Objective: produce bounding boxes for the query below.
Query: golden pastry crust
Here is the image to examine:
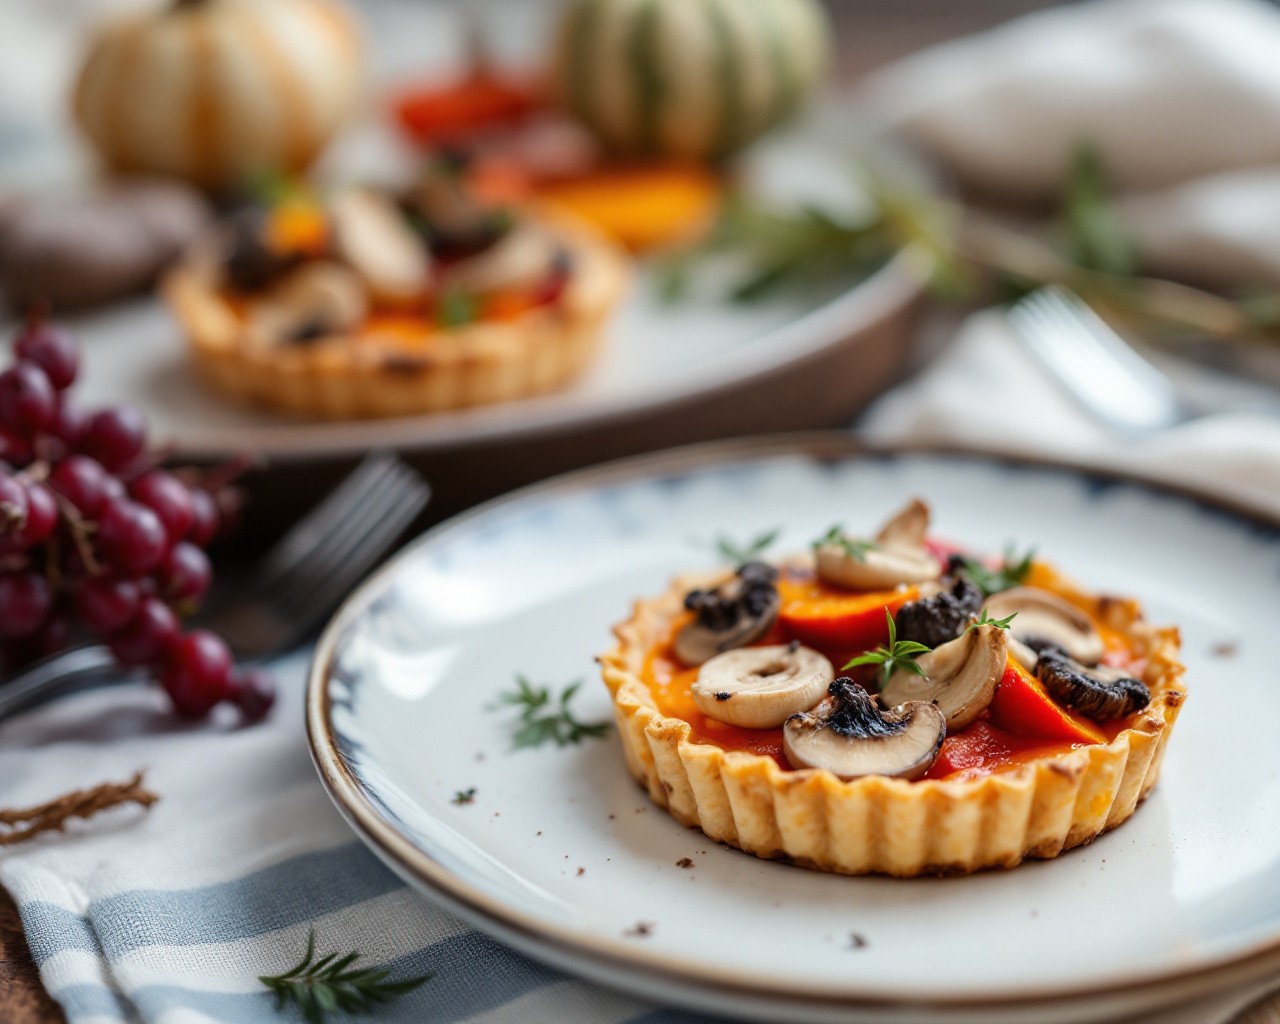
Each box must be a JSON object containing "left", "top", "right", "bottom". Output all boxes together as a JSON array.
[
  {"left": 598, "top": 568, "right": 1186, "bottom": 878},
  {"left": 164, "top": 215, "right": 628, "bottom": 420}
]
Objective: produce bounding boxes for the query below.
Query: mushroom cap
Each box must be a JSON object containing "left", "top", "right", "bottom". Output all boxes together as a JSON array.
[
  {"left": 248, "top": 261, "right": 367, "bottom": 343},
  {"left": 1035, "top": 647, "right": 1150, "bottom": 720},
  {"left": 894, "top": 575, "right": 984, "bottom": 648},
  {"left": 880, "top": 623, "right": 1007, "bottom": 730},
  {"left": 983, "top": 586, "right": 1105, "bottom": 666},
  {"left": 674, "top": 564, "right": 779, "bottom": 666},
  {"left": 783, "top": 678, "right": 946, "bottom": 781},
  {"left": 442, "top": 224, "right": 559, "bottom": 295},
  {"left": 692, "top": 644, "right": 833, "bottom": 729},
  {"left": 815, "top": 499, "right": 942, "bottom": 592},
  {"left": 330, "top": 188, "right": 430, "bottom": 304}
]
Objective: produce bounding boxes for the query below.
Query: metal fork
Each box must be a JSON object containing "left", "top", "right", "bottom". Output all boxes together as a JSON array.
[
  {"left": 1007, "top": 286, "right": 1196, "bottom": 432},
  {"left": 0, "top": 452, "right": 429, "bottom": 721}
]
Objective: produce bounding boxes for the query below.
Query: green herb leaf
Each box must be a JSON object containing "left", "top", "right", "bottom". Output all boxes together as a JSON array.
[
  {"left": 494, "top": 675, "right": 610, "bottom": 750},
  {"left": 841, "top": 610, "right": 933, "bottom": 690},
  {"left": 438, "top": 289, "right": 478, "bottom": 328},
  {"left": 956, "top": 546, "right": 1036, "bottom": 598},
  {"left": 1061, "top": 144, "right": 1138, "bottom": 277},
  {"left": 260, "top": 929, "right": 432, "bottom": 1024},
  {"left": 812, "top": 525, "right": 876, "bottom": 563},
  {"left": 451, "top": 788, "right": 476, "bottom": 805},
  {"left": 714, "top": 527, "right": 781, "bottom": 565},
  {"left": 968, "top": 609, "right": 1018, "bottom": 632}
]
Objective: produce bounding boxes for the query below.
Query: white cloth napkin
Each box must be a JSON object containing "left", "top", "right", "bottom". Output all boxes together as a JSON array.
[{"left": 859, "top": 3, "right": 1280, "bottom": 1019}]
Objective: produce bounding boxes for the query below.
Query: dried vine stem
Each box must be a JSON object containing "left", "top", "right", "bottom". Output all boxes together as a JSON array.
[{"left": 0, "top": 772, "right": 158, "bottom": 845}]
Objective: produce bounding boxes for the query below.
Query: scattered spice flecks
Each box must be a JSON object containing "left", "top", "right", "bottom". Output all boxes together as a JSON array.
[
  {"left": 1212, "top": 641, "right": 1238, "bottom": 659},
  {"left": 608, "top": 814, "right": 616, "bottom": 821},
  {"left": 451, "top": 788, "right": 477, "bottom": 806},
  {"left": 675, "top": 857, "right": 694, "bottom": 869},
  {"left": 0, "top": 771, "right": 157, "bottom": 846},
  {"left": 536, "top": 831, "right": 543, "bottom": 836},
  {"left": 848, "top": 933, "right": 869, "bottom": 950},
  {"left": 576, "top": 867, "right": 585, "bottom": 877},
  {"left": 624, "top": 922, "right": 654, "bottom": 938}
]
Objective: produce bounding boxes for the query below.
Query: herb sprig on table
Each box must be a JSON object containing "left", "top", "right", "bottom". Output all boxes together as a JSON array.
[
  {"left": 842, "top": 611, "right": 932, "bottom": 690},
  {"left": 494, "top": 675, "right": 610, "bottom": 749},
  {"left": 259, "top": 929, "right": 432, "bottom": 1024}
]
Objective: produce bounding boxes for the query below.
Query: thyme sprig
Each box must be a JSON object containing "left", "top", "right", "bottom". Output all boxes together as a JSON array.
[
  {"left": 957, "top": 546, "right": 1036, "bottom": 598},
  {"left": 813, "top": 525, "right": 876, "bottom": 564},
  {"left": 714, "top": 527, "right": 780, "bottom": 565},
  {"left": 842, "top": 611, "right": 932, "bottom": 690},
  {"left": 259, "top": 930, "right": 432, "bottom": 1024},
  {"left": 495, "top": 676, "right": 610, "bottom": 749},
  {"left": 968, "top": 609, "right": 1018, "bottom": 632}
]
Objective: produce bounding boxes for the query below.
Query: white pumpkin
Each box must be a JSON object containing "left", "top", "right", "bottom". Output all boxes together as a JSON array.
[
  {"left": 553, "top": 0, "right": 830, "bottom": 161},
  {"left": 72, "top": 0, "right": 364, "bottom": 192}
]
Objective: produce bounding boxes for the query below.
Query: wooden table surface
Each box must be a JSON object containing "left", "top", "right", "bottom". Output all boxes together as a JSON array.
[{"left": 0, "top": 2, "right": 1055, "bottom": 1020}]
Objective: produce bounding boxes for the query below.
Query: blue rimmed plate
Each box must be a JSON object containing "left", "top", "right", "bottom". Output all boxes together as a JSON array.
[{"left": 306, "top": 435, "right": 1280, "bottom": 1023}]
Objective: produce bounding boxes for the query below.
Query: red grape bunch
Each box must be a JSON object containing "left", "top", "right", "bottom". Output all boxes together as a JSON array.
[{"left": 0, "top": 317, "right": 274, "bottom": 721}]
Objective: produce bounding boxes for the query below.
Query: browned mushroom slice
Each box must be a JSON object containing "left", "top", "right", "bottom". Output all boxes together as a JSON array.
[
  {"left": 783, "top": 678, "right": 946, "bottom": 781},
  {"left": 880, "top": 623, "right": 1007, "bottom": 730},
  {"left": 247, "top": 262, "right": 367, "bottom": 345},
  {"left": 330, "top": 188, "right": 430, "bottom": 305},
  {"left": 983, "top": 586, "right": 1104, "bottom": 667},
  {"left": 1035, "top": 647, "right": 1149, "bottom": 720},
  {"left": 674, "top": 562, "right": 779, "bottom": 667},
  {"left": 691, "top": 643, "right": 833, "bottom": 729},
  {"left": 815, "top": 498, "right": 943, "bottom": 591}
]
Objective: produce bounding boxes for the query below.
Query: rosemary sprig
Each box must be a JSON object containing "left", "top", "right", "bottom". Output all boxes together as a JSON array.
[
  {"left": 714, "top": 527, "right": 780, "bottom": 565},
  {"left": 842, "top": 611, "right": 932, "bottom": 690},
  {"left": 495, "top": 676, "right": 610, "bottom": 749},
  {"left": 968, "top": 609, "right": 1018, "bottom": 632},
  {"left": 957, "top": 546, "right": 1036, "bottom": 598},
  {"left": 812, "top": 525, "right": 876, "bottom": 563},
  {"left": 259, "top": 930, "right": 432, "bottom": 1024}
]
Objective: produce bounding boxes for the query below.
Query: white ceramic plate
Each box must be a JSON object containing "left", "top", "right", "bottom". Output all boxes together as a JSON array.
[
  {"left": 53, "top": 111, "right": 923, "bottom": 460},
  {"left": 307, "top": 435, "right": 1280, "bottom": 1023}
]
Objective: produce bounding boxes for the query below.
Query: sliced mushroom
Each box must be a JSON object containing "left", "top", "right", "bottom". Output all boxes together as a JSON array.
[
  {"left": 441, "top": 224, "right": 559, "bottom": 295},
  {"left": 247, "top": 261, "right": 367, "bottom": 345},
  {"left": 1035, "top": 647, "right": 1149, "bottom": 720},
  {"left": 330, "top": 188, "right": 430, "bottom": 305},
  {"left": 880, "top": 623, "right": 1007, "bottom": 730},
  {"left": 894, "top": 575, "right": 984, "bottom": 648},
  {"left": 675, "top": 562, "right": 779, "bottom": 667},
  {"left": 983, "top": 586, "right": 1104, "bottom": 667},
  {"left": 692, "top": 643, "right": 833, "bottom": 728},
  {"left": 815, "top": 498, "right": 943, "bottom": 591},
  {"left": 783, "top": 678, "right": 946, "bottom": 781}
]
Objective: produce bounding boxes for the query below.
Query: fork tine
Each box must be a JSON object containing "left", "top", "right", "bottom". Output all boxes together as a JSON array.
[
  {"left": 249, "top": 454, "right": 400, "bottom": 590},
  {"left": 1008, "top": 287, "right": 1187, "bottom": 432},
  {"left": 258, "top": 464, "right": 423, "bottom": 614}
]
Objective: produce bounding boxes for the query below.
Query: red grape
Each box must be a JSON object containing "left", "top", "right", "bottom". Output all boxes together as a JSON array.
[
  {"left": 96, "top": 499, "right": 168, "bottom": 576},
  {"left": 49, "top": 455, "right": 110, "bottom": 517},
  {"left": 31, "top": 610, "right": 70, "bottom": 658},
  {"left": 161, "top": 630, "right": 232, "bottom": 717},
  {"left": 75, "top": 574, "right": 142, "bottom": 634},
  {"left": 15, "top": 323, "right": 79, "bottom": 391},
  {"left": 131, "top": 471, "right": 194, "bottom": 542},
  {"left": 0, "top": 361, "right": 55, "bottom": 436},
  {"left": 49, "top": 399, "right": 89, "bottom": 447},
  {"left": 0, "top": 428, "right": 32, "bottom": 466},
  {"left": 188, "top": 488, "right": 220, "bottom": 547},
  {"left": 0, "top": 571, "right": 52, "bottom": 638},
  {"left": 18, "top": 481, "right": 57, "bottom": 548},
  {"left": 0, "top": 474, "right": 30, "bottom": 538},
  {"left": 230, "top": 666, "right": 276, "bottom": 722},
  {"left": 158, "top": 542, "right": 212, "bottom": 604},
  {"left": 107, "top": 596, "right": 179, "bottom": 665},
  {"left": 81, "top": 406, "right": 146, "bottom": 471}
]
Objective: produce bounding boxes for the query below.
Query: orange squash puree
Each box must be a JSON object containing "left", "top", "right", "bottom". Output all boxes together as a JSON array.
[{"left": 636, "top": 559, "right": 1147, "bottom": 780}]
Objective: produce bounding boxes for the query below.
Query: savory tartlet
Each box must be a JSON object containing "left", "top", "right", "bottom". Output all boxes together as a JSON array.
[
  {"left": 598, "top": 499, "right": 1185, "bottom": 877},
  {"left": 164, "top": 161, "right": 628, "bottom": 420}
]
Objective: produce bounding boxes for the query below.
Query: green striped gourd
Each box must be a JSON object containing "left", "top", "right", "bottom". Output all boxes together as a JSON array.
[{"left": 554, "top": 0, "right": 830, "bottom": 161}]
